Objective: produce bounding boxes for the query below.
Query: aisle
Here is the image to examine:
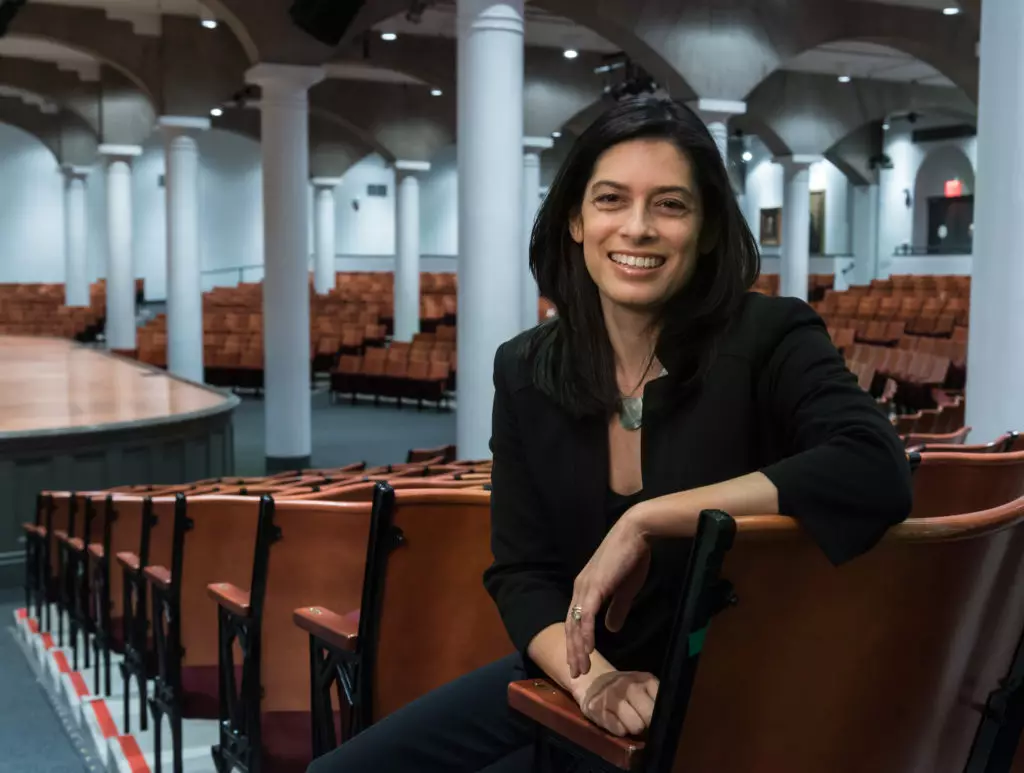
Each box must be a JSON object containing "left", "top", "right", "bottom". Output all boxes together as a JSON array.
[{"left": 0, "top": 589, "right": 93, "bottom": 772}]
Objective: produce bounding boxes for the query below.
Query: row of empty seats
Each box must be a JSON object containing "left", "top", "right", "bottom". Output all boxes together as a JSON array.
[{"left": 18, "top": 435, "right": 1024, "bottom": 773}]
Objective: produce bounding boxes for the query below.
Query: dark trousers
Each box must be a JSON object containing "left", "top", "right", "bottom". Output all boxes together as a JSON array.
[{"left": 306, "top": 654, "right": 592, "bottom": 773}]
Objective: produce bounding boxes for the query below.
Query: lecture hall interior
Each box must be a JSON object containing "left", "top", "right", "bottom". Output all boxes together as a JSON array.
[{"left": 0, "top": 0, "right": 1023, "bottom": 771}]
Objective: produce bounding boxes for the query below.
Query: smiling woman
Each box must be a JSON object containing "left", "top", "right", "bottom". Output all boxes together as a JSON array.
[{"left": 306, "top": 95, "right": 913, "bottom": 773}]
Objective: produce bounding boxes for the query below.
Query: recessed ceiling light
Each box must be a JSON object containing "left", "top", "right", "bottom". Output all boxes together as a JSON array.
[
  {"left": 210, "top": 107, "right": 223, "bottom": 117},
  {"left": 563, "top": 49, "right": 579, "bottom": 60},
  {"left": 742, "top": 150, "right": 753, "bottom": 162},
  {"left": 837, "top": 74, "right": 851, "bottom": 83},
  {"left": 431, "top": 88, "right": 442, "bottom": 96},
  {"left": 943, "top": 6, "right": 960, "bottom": 14},
  {"left": 882, "top": 122, "right": 890, "bottom": 131},
  {"left": 552, "top": 131, "right": 562, "bottom": 138},
  {"left": 201, "top": 18, "right": 218, "bottom": 29},
  {"left": 381, "top": 32, "right": 397, "bottom": 41}
]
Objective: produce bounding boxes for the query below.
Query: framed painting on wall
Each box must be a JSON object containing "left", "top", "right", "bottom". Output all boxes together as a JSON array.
[{"left": 760, "top": 207, "right": 781, "bottom": 246}]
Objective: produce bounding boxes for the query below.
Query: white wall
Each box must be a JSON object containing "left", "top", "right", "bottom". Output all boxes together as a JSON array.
[
  {"left": 742, "top": 138, "right": 852, "bottom": 258},
  {"left": 877, "top": 125, "right": 977, "bottom": 273},
  {"left": 0, "top": 123, "right": 65, "bottom": 283},
  {"left": 418, "top": 144, "right": 458, "bottom": 256},
  {"left": 335, "top": 153, "right": 396, "bottom": 256}
]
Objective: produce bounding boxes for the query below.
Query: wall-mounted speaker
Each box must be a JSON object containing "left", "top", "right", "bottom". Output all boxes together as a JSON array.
[{"left": 289, "top": 0, "right": 368, "bottom": 46}]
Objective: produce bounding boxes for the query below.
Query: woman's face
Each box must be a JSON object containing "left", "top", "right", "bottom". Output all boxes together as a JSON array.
[{"left": 570, "top": 138, "right": 706, "bottom": 314}]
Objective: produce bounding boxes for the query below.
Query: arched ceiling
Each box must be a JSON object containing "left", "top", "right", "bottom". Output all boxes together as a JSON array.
[{"left": 0, "top": 0, "right": 979, "bottom": 170}]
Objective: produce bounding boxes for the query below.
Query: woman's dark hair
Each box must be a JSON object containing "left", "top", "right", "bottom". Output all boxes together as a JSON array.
[{"left": 524, "top": 95, "right": 760, "bottom": 419}]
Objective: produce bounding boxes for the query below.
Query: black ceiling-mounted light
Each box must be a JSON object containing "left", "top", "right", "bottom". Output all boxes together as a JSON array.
[
  {"left": 406, "top": 0, "right": 432, "bottom": 24},
  {"left": 289, "top": 0, "right": 368, "bottom": 46},
  {"left": 0, "top": 0, "right": 29, "bottom": 38}
]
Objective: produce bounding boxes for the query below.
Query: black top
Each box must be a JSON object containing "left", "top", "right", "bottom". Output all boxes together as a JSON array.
[{"left": 482, "top": 293, "right": 914, "bottom": 675}]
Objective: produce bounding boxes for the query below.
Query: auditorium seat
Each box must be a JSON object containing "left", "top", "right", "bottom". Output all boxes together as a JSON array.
[
  {"left": 908, "top": 431, "right": 1023, "bottom": 455},
  {"left": 295, "top": 484, "right": 513, "bottom": 761},
  {"left": 143, "top": 495, "right": 263, "bottom": 773},
  {"left": 207, "top": 497, "right": 372, "bottom": 773},
  {"left": 508, "top": 499, "right": 1024, "bottom": 773},
  {"left": 909, "top": 450, "right": 1024, "bottom": 519}
]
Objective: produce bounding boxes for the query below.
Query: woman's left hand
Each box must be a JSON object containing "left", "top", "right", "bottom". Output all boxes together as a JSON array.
[{"left": 566, "top": 510, "right": 652, "bottom": 679}]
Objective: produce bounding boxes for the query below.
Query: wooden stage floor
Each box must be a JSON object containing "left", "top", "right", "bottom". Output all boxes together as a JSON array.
[{"left": 0, "top": 336, "right": 231, "bottom": 435}]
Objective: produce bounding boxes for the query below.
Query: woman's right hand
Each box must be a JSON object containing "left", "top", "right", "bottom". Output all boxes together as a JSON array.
[{"left": 577, "top": 669, "right": 659, "bottom": 737}]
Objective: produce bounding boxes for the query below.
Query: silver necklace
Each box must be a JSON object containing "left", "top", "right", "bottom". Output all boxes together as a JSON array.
[
  {"left": 617, "top": 367, "right": 667, "bottom": 432},
  {"left": 618, "top": 396, "right": 644, "bottom": 431}
]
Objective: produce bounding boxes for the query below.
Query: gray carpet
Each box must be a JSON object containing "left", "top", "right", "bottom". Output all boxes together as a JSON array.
[
  {"left": 231, "top": 384, "right": 457, "bottom": 475},
  {"left": 0, "top": 590, "right": 98, "bottom": 773}
]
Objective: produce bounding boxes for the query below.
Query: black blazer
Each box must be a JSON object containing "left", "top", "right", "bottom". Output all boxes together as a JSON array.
[{"left": 482, "top": 292, "right": 913, "bottom": 674}]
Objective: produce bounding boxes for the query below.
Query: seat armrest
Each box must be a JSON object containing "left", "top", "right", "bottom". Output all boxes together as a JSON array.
[
  {"left": 54, "top": 529, "right": 69, "bottom": 544},
  {"left": 115, "top": 551, "right": 140, "bottom": 572},
  {"left": 143, "top": 565, "right": 172, "bottom": 590},
  {"left": 21, "top": 523, "right": 42, "bottom": 537},
  {"left": 67, "top": 537, "right": 85, "bottom": 552},
  {"left": 293, "top": 606, "right": 360, "bottom": 653},
  {"left": 507, "top": 679, "right": 645, "bottom": 772},
  {"left": 87, "top": 543, "right": 105, "bottom": 561},
  {"left": 207, "top": 582, "right": 251, "bottom": 618}
]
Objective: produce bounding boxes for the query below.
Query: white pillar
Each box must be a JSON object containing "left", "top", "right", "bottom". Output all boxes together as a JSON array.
[
  {"left": 246, "top": 63, "right": 325, "bottom": 471},
  {"left": 522, "top": 136, "right": 552, "bottom": 330},
  {"left": 98, "top": 144, "right": 142, "bottom": 351},
  {"left": 312, "top": 177, "right": 341, "bottom": 295},
  {"left": 690, "top": 99, "right": 746, "bottom": 162},
  {"left": 851, "top": 181, "right": 880, "bottom": 287},
  {"left": 394, "top": 160, "right": 430, "bottom": 342},
  {"left": 160, "top": 117, "right": 209, "bottom": 383},
  {"left": 457, "top": 0, "right": 525, "bottom": 459},
  {"left": 965, "top": 0, "right": 1024, "bottom": 443},
  {"left": 62, "top": 165, "right": 90, "bottom": 308},
  {"left": 776, "top": 155, "right": 819, "bottom": 301}
]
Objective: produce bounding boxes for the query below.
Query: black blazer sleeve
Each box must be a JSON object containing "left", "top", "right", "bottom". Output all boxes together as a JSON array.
[
  {"left": 482, "top": 341, "right": 573, "bottom": 656},
  {"left": 756, "top": 298, "right": 913, "bottom": 564}
]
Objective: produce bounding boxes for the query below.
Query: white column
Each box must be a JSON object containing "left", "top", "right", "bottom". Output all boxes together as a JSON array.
[
  {"left": 457, "top": 0, "right": 525, "bottom": 459},
  {"left": 62, "top": 165, "right": 90, "bottom": 308},
  {"left": 851, "top": 181, "right": 880, "bottom": 287},
  {"left": 160, "top": 117, "right": 209, "bottom": 383},
  {"left": 522, "top": 136, "right": 552, "bottom": 330},
  {"left": 394, "top": 160, "right": 430, "bottom": 342},
  {"left": 98, "top": 144, "right": 142, "bottom": 351},
  {"left": 690, "top": 99, "right": 746, "bottom": 162},
  {"left": 776, "top": 155, "right": 819, "bottom": 301},
  {"left": 312, "top": 177, "right": 341, "bottom": 295},
  {"left": 965, "top": 0, "right": 1024, "bottom": 442},
  {"left": 246, "top": 63, "right": 325, "bottom": 470}
]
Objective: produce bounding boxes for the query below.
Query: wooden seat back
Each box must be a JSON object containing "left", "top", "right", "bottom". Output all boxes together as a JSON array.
[
  {"left": 661, "top": 500, "right": 1024, "bottom": 773},
  {"left": 360, "top": 485, "right": 512, "bottom": 723},
  {"left": 910, "top": 450, "right": 1024, "bottom": 518},
  {"left": 284, "top": 477, "right": 489, "bottom": 502},
  {"left": 259, "top": 499, "right": 372, "bottom": 712},
  {"left": 178, "top": 496, "right": 262, "bottom": 670},
  {"left": 99, "top": 494, "right": 150, "bottom": 625}
]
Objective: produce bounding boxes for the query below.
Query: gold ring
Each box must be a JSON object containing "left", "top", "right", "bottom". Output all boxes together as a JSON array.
[{"left": 571, "top": 605, "right": 583, "bottom": 623}]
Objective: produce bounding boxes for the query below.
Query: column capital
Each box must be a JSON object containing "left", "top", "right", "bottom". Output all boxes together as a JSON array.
[
  {"left": 61, "top": 164, "right": 91, "bottom": 180},
  {"left": 311, "top": 176, "right": 343, "bottom": 189},
  {"left": 158, "top": 115, "right": 211, "bottom": 136},
  {"left": 774, "top": 154, "right": 823, "bottom": 172},
  {"left": 245, "top": 63, "right": 325, "bottom": 94},
  {"left": 689, "top": 98, "right": 746, "bottom": 125},
  {"left": 395, "top": 160, "right": 431, "bottom": 175},
  {"left": 98, "top": 143, "right": 143, "bottom": 161},
  {"left": 459, "top": 0, "right": 524, "bottom": 35},
  {"left": 524, "top": 136, "right": 554, "bottom": 152}
]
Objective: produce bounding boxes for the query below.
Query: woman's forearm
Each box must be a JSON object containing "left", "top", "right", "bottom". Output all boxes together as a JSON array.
[
  {"left": 631, "top": 472, "right": 780, "bottom": 538},
  {"left": 527, "top": 622, "right": 617, "bottom": 703}
]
